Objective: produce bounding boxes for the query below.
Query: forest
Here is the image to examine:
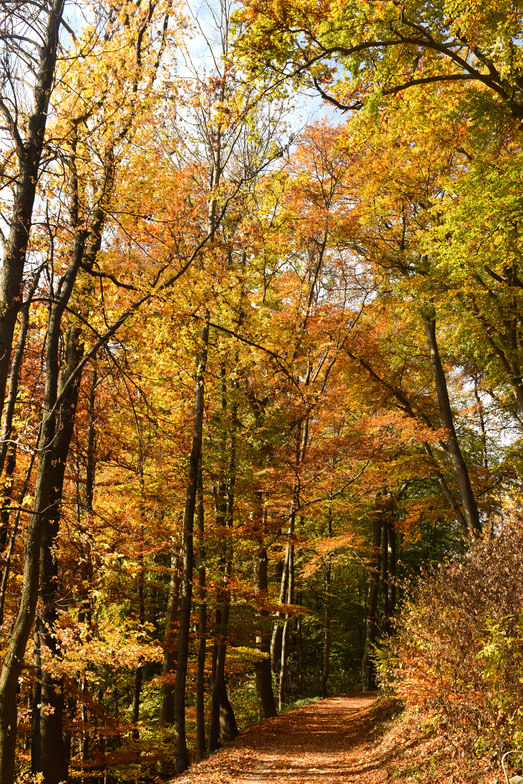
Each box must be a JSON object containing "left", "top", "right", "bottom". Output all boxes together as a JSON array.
[{"left": 0, "top": 0, "right": 522, "bottom": 782}]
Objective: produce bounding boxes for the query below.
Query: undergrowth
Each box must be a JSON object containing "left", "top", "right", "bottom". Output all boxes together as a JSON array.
[{"left": 372, "top": 511, "right": 523, "bottom": 783}]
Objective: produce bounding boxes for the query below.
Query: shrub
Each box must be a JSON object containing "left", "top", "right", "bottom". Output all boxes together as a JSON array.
[{"left": 377, "top": 514, "right": 523, "bottom": 761}]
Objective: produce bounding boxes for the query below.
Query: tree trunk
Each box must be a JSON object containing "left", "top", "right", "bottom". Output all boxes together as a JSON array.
[
  {"left": 78, "top": 370, "right": 97, "bottom": 778},
  {"left": 253, "top": 532, "right": 277, "bottom": 719},
  {"left": 320, "top": 509, "right": 333, "bottom": 699},
  {"left": 196, "top": 470, "right": 207, "bottom": 760},
  {"left": 0, "top": 277, "right": 39, "bottom": 625},
  {"left": 320, "top": 576, "right": 331, "bottom": 699},
  {"left": 389, "top": 520, "right": 396, "bottom": 616},
  {"left": 270, "top": 537, "right": 291, "bottom": 671},
  {"left": 36, "top": 326, "right": 83, "bottom": 784},
  {"left": 173, "top": 314, "right": 209, "bottom": 774},
  {"left": 278, "top": 535, "right": 294, "bottom": 711},
  {"left": 0, "top": 222, "right": 85, "bottom": 784},
  {"left": 209, "top": 595, "right": 238, "bottom": 749},
  {"left": 382, "top": 518, "right": 389, "bottom": 620},
  {"left": 0, "top": 294, "right": 32, "bottom": 602},
  {"left": 296, "top": 591, "right": 303, "bottom": 697},
  {"left": 424, "top": 312, "right": 481, "bottom": 536},
  {"left": 277, "top": 422, "right": 307, "bottom": 706},
  {"left": 0, "top": 0, "right": 65, "bottom": 421},
  {"left": 208, "top": 365, "right": 238, "bottom": 751},
  {"left": 131, "top": 557, "right": 145, "bottom": 740},
  {"left": 159, "top": 550, "right": 181, "bottom": 727},
  {"left": 361, "top": 516, "right": 382, "bottom": 691},
  {"left": 31, "top": 629, "right": 43, "bottom": 775}
]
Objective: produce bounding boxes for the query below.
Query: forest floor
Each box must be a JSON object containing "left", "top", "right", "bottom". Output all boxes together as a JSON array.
[
  {"left": 170, "top": 693, "right": 398, "bottom": 784},
  {"left": 169, "top": 693, "right": 502, "bottom": 783}
]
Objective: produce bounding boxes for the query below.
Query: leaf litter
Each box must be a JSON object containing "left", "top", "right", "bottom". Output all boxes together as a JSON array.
[{"left": 170, "top": 694, "right": 391, "bottom": 784}]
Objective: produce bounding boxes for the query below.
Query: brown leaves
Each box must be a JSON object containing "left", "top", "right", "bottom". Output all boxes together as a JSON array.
[
  {"left": 170, "top": 694, "right": 388, "bottom": 784},
  {"left": 379, "top": 509, "right": 523, "bottom": 772}
]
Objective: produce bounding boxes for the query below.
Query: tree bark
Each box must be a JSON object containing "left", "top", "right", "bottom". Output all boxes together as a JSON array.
[
  {"left": 270, "top": 540, "right": 291, "bottom": 671},
  {"left": 35, "top": 325, "right": 83, "bottom": 784},
  {"left": 253, "top": 525, "right": 277, "bottom": 719},
  {"left": 208, "top": 366, "right": 238, "bottom": 751},
  {"left": 131, "top": 558, "right": 145, "bottom": 740},
  {"left": 361, "top": 516, "right": 382, "bottom": 691},
  {"left": 0, "top": 222, "right": 85, "bottom": 784},
  {"left": 320, "top": 509, "right": 333, "bottom": 699},
  {"left": 0, "top": 0, "right": 65, "bottom": 421},
  {"left": 159, "top": 550, "right": 181, "bottom": 727},
  {"left": 278, "top": 532, "right": 294, "bottom": 711},
  {"left": 424, "top": 312, "right": 482, "bottom": 536},
  {"left": 196, "top": 470, "right": 207, "bottom": 760},
  {"left": 173, "top": 314, "right": 209, "bottom": 774},
  {"left": 296, "top": 590, "right": 304, "bottom": 697}
]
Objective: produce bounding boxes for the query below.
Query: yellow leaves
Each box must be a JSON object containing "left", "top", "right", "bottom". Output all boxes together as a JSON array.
[
  {"left": 227, "top": 645, "right": 269, "bottom": 664},
  {"left": 46, "top": 612, "right": 163, "bottom": 681}
]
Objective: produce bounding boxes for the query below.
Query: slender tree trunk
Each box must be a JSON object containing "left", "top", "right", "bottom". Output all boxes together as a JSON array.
[
  {"left": 0, "top": 381, "right": 57, "bottom": 784},
  {"left": 382, "top": 518, "right": 389, "bottom": 620},
  {"left": 0, "top": 222, "right": 85, "bottom": 784},
  {"left": 0, "top": 440, "right": 16, "bottom": 592},
  {"left": 277, "top": 420, "right": 308, "bottom": 707},
  {"left": 424, "top": 312, "right": 481, "bottom": 536},
  {"left": 0, "top": 277, "right": 39, "bottom": 474},
  {"left": 278, "top": 618, "right": 291, "bottom": 710},
  {"left": 253, "top": 517, "right": 277, "bottom": 718},
  {"left": 0, "top": 452, "right": 36, "bottom": 625},
  {"left": 278, "top": 533, "right": 294, "bottom": 711},
  {"left": 320, "top": 509, "right": 333, "bottom": 699},
  {"left": 208, "top": 367, "right": 238, "bottom": 751},
  {"left": 0, "top": 280, "right": 39, "bottom": 623},
  {"left": 296, "top": 591, "right": 303, "bottom": 697},
  {"left": 270, "top": 537, "right": 291, "bottom": 671},
  {"left": 159, "top": 550, "right": 181, "bottom": 727},
  {"left": 361, "top": 516, "right": 382, "bottom": 691},
  {"left": 320, "top": 571, "right": 331, "bottom": 699},
  {"left": 78, "top": 369, "right": 97, "bottom": 777},
  {"left": 131, "top": 557, "right": 145, "bottom": 740},
  {"left": 473, "top": 375, "right": 489, "bottom": 469},
  {"left": 389, "top": 521, "right": 396, "bottom": 616},
  {"left": 36, "top": 326, "right": 83, "bottom": 784},
  {"left": 173, "top": 314, "right": 209, "bottom": 774},
  {"left": 0, "top": 0, "right": 64, "bottom": 421},
  {"left": 0, "top": 298, "right": 31, "bottom": 595},
  {"left": 196, "top": 470, "right": 207, "bottom": 760},
  {"left": 208, "top": 488, "right": 231, "bottom": 750},
  {"left": 31, "top": 628, "right": 43, "bottom": 775},
  {"left": 381, "top": 514, "right": 396, "bottom": 636},
  {"left": 209, "top": 573, "right": 238, "bottom": 750}
]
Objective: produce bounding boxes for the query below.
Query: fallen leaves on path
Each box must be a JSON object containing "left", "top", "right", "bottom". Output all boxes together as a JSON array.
[{"left": 171, "top": 693, "right": 390, "bottom": 784}]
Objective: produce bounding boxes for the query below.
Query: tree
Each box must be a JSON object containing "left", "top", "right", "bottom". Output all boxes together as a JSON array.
[
  {"left": 0, "top": 2, "right": 180, "bottom": 780},
  {"left": 0, "top": 0, "right": 65, "bottom": 425},
  {"left": 235, "top": 0, "right": 523, "bottom": 123}
]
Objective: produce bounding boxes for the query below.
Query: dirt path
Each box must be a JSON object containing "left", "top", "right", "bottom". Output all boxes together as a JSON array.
[{"left": 172, "top": 694, "right": 390, "bottom": 784}]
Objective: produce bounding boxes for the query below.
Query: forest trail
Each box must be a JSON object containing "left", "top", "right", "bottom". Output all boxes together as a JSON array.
[{"left": 172, "top": 694, "right": 390, "bottom": 784}]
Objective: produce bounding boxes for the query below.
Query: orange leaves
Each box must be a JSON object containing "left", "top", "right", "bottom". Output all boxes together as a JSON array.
[
  {"left": 379, "top": 514, "right": 523, "bottom": 761},
  {"left": 301, "top": 532, "right": 363, "bottom": 578}
]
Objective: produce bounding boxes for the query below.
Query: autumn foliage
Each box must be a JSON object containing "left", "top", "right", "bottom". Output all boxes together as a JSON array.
[
  {"left": 377, "top": 508, "right": 523, "bottom": 774},
  {"left": 0, "top": 1, "right": 522, "bottom": 783}
]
